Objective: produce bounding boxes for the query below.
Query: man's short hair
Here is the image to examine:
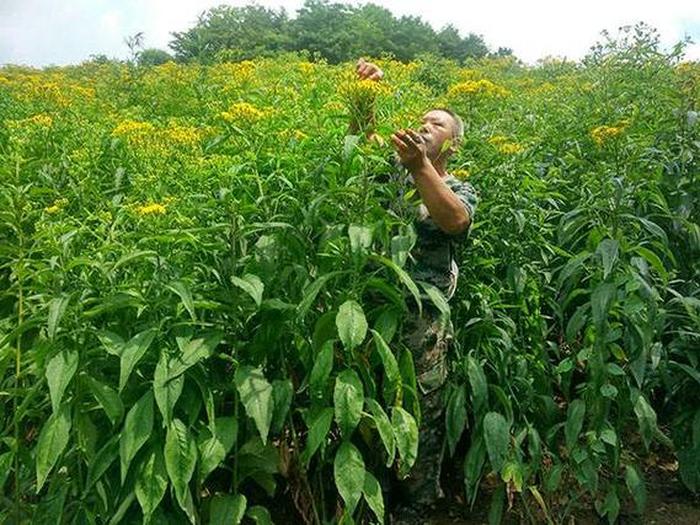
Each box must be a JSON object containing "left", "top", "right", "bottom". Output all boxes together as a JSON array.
[{"left": 432, "top": 107, "right": 464, "bottom": 145}]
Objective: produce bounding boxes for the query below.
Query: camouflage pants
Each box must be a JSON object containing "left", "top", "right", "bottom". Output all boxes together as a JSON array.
[{"left": 399, "top": 304, "right": 453, "bottom": 506}]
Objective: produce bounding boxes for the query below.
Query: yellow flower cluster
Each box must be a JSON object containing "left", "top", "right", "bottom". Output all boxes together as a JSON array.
[
  {"left": 6, "top": 113, "right": 54, "bottom": 133},
  {"left": 45, "top": 198, "right": 68, "bottom": 214},
  {"left": 135, "top": 202, "right": 167, "bottom": 216},
  {"left": 339, "top": 78, "right": 391, "bottom": 100},
  {"left": 488, "top": 135, "right": 524, "bottom": 154},
  {"left": 112, "top": 120, "right": 155, "bottom": 138},
  {"left": 279, "top": 128, "right": 308, "bottom": 141},
  {"left": 452, "top": 168, "right": 471, "bottom": 180},
  {"left": 448, "top": 79, "right": 509, "bottom": 98},
  {"left": 161, "top": 124, "right": 201, "bottom": 146},
  {"left": 0, "top": 75, "right": 10, "bottom": 86},
  {"left": 220, "top": 102, "right": 266, "bottom": 124},
  {"left": 590, "top": 121, "right": 628, "bottom": 146}
]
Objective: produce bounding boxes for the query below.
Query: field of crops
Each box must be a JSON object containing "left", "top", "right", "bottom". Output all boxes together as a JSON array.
[{"left": 1, "top": 25, "right": 699, "bottom": 524}]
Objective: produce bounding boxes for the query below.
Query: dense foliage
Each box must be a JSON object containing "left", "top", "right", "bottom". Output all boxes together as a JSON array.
[
  {"left": 169, "top": 1, "right": 497, "bottom": 64},
  {"left": 0, "top": 23, "right": 698, "bottom": 525}
]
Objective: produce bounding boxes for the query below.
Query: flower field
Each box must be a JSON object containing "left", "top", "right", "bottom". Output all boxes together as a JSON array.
[{"left": 1, "top": 26, "right": 699, "bottom": 524}]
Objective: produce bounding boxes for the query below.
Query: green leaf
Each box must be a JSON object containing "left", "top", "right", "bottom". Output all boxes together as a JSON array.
[
  {"left": 334, "top": 441, "right": 366, "bottom": 514},
  {"left": 591, "top": 283, "right": 616, "bottom": 331},
  {"left": 47, "top": 295, "right": 70, "bottom": 339},
  {"left": 119, "top": 328, "right": 157, "bottom": 392},
  {"left": 446, "top": 384, "right": 467, "bottom": 457},
  {"left": 165, "top": 418, "right": 198, "bottom": 511},
  {"left": 596, "top": 239, "right": 619, "bottom": 279},
  {"left": 363, "top": 471, "right": 385, "bottom": 524},
  {"left": 488, "top": 483, "right": 505, "bottom": 525},
  {"left": 483, "top": 412, "right": 509, "bottom": 472},
  {"left": 565, "top": 399, "right": 586, "bottom": 450},
  {"left": 166, "top": 280, "right": 196, "bottom": 321},
  {"left": 348, "top": 224, "right": 372, "bottom": 255},
  {"left": 45, "top": 349, "right": 78, "bottom": 414},
  {"left": 120, "top": 390, "right": 154, "bottom": 482},
  {"left": 86, "top": 376, "right": 124, "bottom": 426},
  {"left": 210, "top": 494, "right": 247, "bottom": 525},
  {"left": 466, "top": 356, "right": 488, "bottom": 415},
  {"left": 566, "top": 305, "right": 589, "bottom": 342},
  {"left": 369, "top": 255, "right": 422, "bottom": 315},
  {"left": 634, "top": 395, "right": 657, "bottom": 450},
  {"left": 419, "top": 281, "right": 451, "bottom": 322},
  {"left": 366, "top": 399, "right": 395, "bottom": 467},
  {"left": 97, "top": 330, "right": 125, "bottom": 356},
  {"left": 171, "top": 331, "right": 222, "bottom": 379},
  {"left": 231, "top": 273, "right": 264, "bottom": 307},
  {"left": 392, "top": 406, "right": 418, "bottom": 478},
  {"left": 198, "top": 433, "right": 227, "bottom": 483},
  {"left": 271, "top": 379, "right": 293, "bottom": 434},
  {"left": 334, "top": 369, "right": 364, "bottom": 437},
  {"left": 301, "top": 407, "right": 334, "bottom": 466},
  {"left": 336, "top": 300, "right": 368, "bottom": 351},
  {"left": 309, "top": 340, "right": 334, "bottom": 403},
  {"left": 463, "top": 435, "right": 486, "bottom": 503},
  {"left": 153, "top": 352, "right": 184, "bottom": 426},
  {"left": 371, "top": 330, "right": 401, "bottom": 405},
  {"left": 235, "top": 366, "right": 273, "bottom": 444},
  {"left": 247, "top": 505, "right": 274, "bottom": 525},
  {"left": 35, "top": 403, "right": 71, "bottom": 492},
  {"left": 634, "top": 246, "right": 668, "bottom": 282},
  {"left": 343, "top": 134, "right": 361, "bottom": 160},
  {"left": 85, "top": 435, "right": 119, "bottom": 491},
  {"left": 135, "top": 447, "right": 168, "bottom": 522},
  {"left": 297, "top": 271, "right": 345, "bottom": 318},
  {"left": 624, "top": 464, "right": 647, "bottom": 513},
  {"left": 0, "top": 451, "right": 14, "bottom": 491}
]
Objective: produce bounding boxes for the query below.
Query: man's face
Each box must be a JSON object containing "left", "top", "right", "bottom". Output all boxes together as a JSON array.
[{"left": 417, "top": 110, "right": 457, "bottom": 161}]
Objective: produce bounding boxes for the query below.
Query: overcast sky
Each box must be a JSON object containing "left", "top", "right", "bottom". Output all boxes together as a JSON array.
[{"left": 1, "top": 0, "right": 699, "bottom": 67}]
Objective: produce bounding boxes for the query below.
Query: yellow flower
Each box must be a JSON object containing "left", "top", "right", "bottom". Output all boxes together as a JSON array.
[
  {"left": 488, "top": 135, "right": 524, "bottom": 154},
  {"left": 338, "top": 78, "right": 391, "bottom": 100},
  {"left": 590, "top": 122, "right": 628, "bottom": 146},
  {"left": 135, "top": 202, "right": 167, "bottom": 216},
  {"left": 112, "top": 120, "right": 155, "bottom": 138},
  {"left": 45, "top": 198, "right": 68, "bottom": 214},
  {"left": 220, "top": 102, "right": 266, "bottom": 124},
  {"left": 452, "top": 168, "right": 471, "bottom": 180},
  {"left": 447, "top": 79, "right": 509, "bottom": 99},
  {"left": 161, "top": 124, "right": 201, "bottom": 146}
]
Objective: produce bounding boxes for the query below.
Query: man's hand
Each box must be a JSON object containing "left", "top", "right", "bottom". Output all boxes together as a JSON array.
[
  {"left": 391, "top": 129, "right": 429, "bottom": 172},
  {"left": 356, "top": 58, "right": 384, "bottom": 81}
]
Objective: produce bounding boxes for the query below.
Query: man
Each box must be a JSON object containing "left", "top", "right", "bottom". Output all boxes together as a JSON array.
[{"left": 355, "top": 59, "right": 478, "bottom": 521}]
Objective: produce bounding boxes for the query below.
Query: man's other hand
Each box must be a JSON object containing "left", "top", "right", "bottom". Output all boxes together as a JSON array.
[
  {"left": 356, "top": 58, "right": 384, "bottom": 81},
  {"left": 391, "top": 129, "right": 429, "bottom": 172}
]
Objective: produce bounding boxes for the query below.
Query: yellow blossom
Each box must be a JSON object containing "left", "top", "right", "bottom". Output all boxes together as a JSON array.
[
  {"left": 488, "top": 135, "right": 524, "bottom": 154},
  {"left": 135, "top": 202, "right": 167, "bottom": 216},
  {"left": 220, "top": 102, "right": 266, "bottom": 124},
  {"left": 452, "top": 169, "right": 471, "bottom": 180},
  {"left": 590, "top": 122, "right": 628, "bottom": 146},
  {"left": 447, "top": 79, "right": 509, "bottom": 99},
  {"left": 112, "top": 120, "right": 155, "bottom": 138},
  {"left": 45, "top": 198, "right": 68, "bottom": 214}
]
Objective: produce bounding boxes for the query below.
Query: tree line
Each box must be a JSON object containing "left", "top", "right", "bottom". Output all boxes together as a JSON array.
[{"left": 135, "top": 1, "right": 512, "bottom": 66}]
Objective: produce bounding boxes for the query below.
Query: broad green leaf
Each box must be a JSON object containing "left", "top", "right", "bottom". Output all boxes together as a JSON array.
[
  {"left": 271, "top": 379, "right": 293, "bottom": 434},
  {"left": 235, "top": 365, "right": 273, "bottom": 444},
  {"left": 336, "top": 300, "right": 368, "bottom": 351},
  {"left": 366, "top": 399, "right": 395, "bottom": 466},
  {"left": 170, "top": 331, "right": 222, "bottom": 380},
  {"left": 97, "top": 330, "right": 125, "bottom": 356},
  {"left": 119, "top": 328, "right": 157, "bottom": 392},
  {"left": 363, "top": 471, "right": 385, "bottom": 524},
  {"left": 334, "top": 369, "right": 364, "bottom": 437},
  {"left": 591, "top": 283, "right": 616, "bottom": 331},
  {"left": 210, "top": 494, "right": 247, "bottom": 525},
  {"left": 35, "top": 403, "right": 71, "bottom": 492},
  {"left": 483, "top": 412, "right": 509, "bottom": 472},
  {"left": 166, "top": 280, "right": 196, "bottom": 321},
  {"left": 198, "top": 435, "right": 226, "bottom": 483},
  {"left": 596, "top": 239, "right": 619, "bottom": 279},
  {"left": 86, "top": 376, "right": 124, "bottom": 426},
  {"left": 0, "top": 451, "right": 13, "bottom": 491},
  {"left": 634, "top": 246, "right": 668, "bottom": 281},
  {"left": 309, "top": 340, "right": 334, "bottom": 403},
  {"left": 153, "top": 352, "right": 184, "bottom": 426},
  {"left": 297, "top": 271, "right": 345, "bottom": 318},
  {"left": 466, "top": 356, "right": 488, "bottom": 416},
  {"left": 120, "top": 390, "right": 154, "bottom": 482},
  {"left": 348, "top": 224, "right": 372, "bottom": 255},
  {"left": 47, "top": 295, "right": 70, "bottom": 339},
  {"left": 301, "top": 407, "right": 334, "bottom": 466},
  {"left": 215, "top": 416, "right": 239, "bottom": 453},
  {"left": 334, "top": 441, "right": 366, "bottom": 513},
  {"left": 419, "top": 281, "right": 451, "bottom": 322},
  {"left": 247, "top": 505, "right": 274, "bottom": 525},
  {"left": 446, "top": 384, "right": 467, "bottom": 457},
  {"left": 46, "top": 349, "right": 78, "bottom": 414},
  {"left": 371, "top": 330, "right": 400, "bottom": 404},
  {"left": 231, "top": 273, "right": 264, "bottom": 307},
  {"left": 135, "top": 447, "right": 168, "bottom": 522},
  {"left": 565, "top": 399, "right": 586, "bottom": 450},
  {"left": 85, "top": 435, "right": 119, "bottom": 491},
  {"left": 165, "top": 418, "right": 198, "bottom": 510},
  {"left": 392, "top": 406, "right": 418, "bottom": 478},
  {"left": 566, "top": 305, "right": 589, "bottom": 342},
  {"left": 624, "top": 464, "right": 647, "bottom": 513},
  {"left": 463, "top": 435, "right": 486, "bottom": 503},
  {"left": 634, "top": 395, "right": 657, "bottom": 450}
]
